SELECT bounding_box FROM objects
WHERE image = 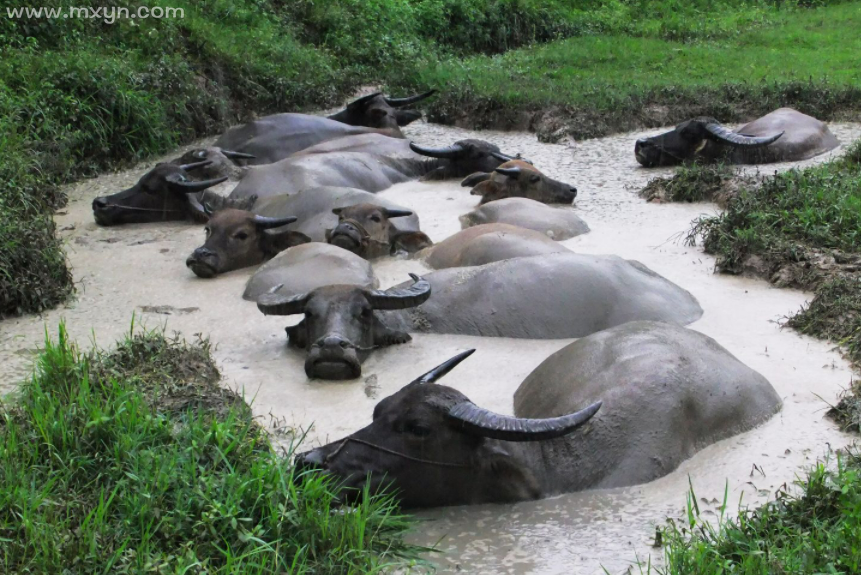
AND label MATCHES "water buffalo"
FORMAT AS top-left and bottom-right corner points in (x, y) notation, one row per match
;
(296, 321), (781, 507)
(257, 274), (431, 380)
(420, 224), (568, 269)
(172, 147), (256, 180)
(185, 209), (311, 278)
(460, 197), (590, 240)
(463, 160), (578, 205)
(229, 138), (514, 201)
(242, 242), (376, 302)
(379, 253), (703, 338)
(92, 161), (231, 226)
(327, 204), (432, 259)
(634, 108), (840, 167)
(213, 91), (435, 165)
